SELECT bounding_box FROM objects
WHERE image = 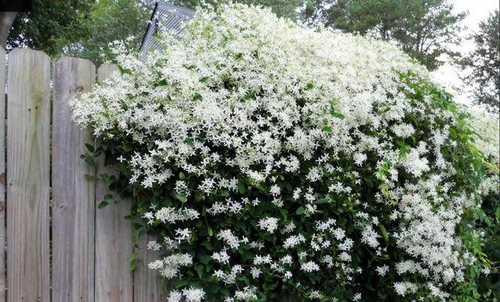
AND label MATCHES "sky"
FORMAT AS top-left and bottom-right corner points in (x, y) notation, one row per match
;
(431, 0), (499, 105)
